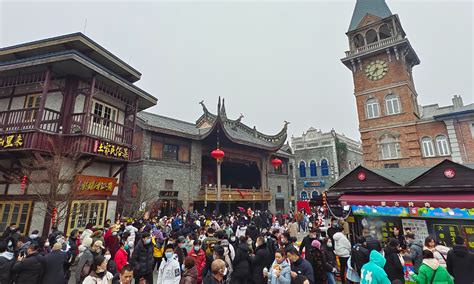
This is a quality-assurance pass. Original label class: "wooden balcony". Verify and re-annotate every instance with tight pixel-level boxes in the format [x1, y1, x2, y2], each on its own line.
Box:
[198, 185, 272, 202]
[0, 108, 133, 161]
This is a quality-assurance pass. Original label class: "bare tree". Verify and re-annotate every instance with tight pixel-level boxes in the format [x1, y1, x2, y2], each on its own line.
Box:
[122, 179, 161, 219]
[10, 137, 92, 233]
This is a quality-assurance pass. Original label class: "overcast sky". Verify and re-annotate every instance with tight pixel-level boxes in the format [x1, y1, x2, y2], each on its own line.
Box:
[1, 0, 473, 142]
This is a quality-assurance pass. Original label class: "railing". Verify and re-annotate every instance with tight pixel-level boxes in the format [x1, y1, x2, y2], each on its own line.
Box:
[0, 108, 60, 133]
[199, 185, 272, 201]
[345, 35, 403, 57]
[69, 113, 133, 145]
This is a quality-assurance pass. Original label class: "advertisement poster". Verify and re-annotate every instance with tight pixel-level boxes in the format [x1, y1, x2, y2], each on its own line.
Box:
[462, 226, 474, 249]
[434, 224, 460, 247]
[402, 219, 429, 241]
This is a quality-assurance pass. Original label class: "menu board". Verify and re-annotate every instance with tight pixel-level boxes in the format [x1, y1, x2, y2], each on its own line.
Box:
[381, 221, 397, 242]
[462, 225, 474, 249]
[361, 218, 400, 242]
[433, 224, 460, 247]
[402, 219, 429, 241]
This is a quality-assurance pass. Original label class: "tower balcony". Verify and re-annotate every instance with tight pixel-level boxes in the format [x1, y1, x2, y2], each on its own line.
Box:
[344, 34, 403, 58]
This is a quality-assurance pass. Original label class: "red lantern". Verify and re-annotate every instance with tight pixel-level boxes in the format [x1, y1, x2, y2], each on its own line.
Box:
[271, 158, 282, 169]
[20, 175, 27, 194]
[211, 148, 225, 161]
[51, 207, 57, 225]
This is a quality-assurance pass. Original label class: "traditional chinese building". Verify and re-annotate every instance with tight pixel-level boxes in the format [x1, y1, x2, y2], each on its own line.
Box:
[124, 99, 294, 215]
[0, 33, 157, 236]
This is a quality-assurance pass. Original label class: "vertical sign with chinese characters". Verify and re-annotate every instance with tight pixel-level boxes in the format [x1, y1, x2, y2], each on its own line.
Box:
[433, 224, 460, 247]
[462, 225, 474, 249]
[93, 140, 129, 160]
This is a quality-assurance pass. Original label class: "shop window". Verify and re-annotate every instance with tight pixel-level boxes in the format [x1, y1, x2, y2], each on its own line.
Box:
[163, 144, 178, 160]
[435, 135, 450, 156]
[24, 94, 41, 122]
[0, 201, 32, 235]
[277, 186, 282, 193]
[321, 159, 329, 176]
[165, 179, 174, 190]
[68, 200, 106, 235]
[310, 160, 317, 176]
[299, 161, 306, 177]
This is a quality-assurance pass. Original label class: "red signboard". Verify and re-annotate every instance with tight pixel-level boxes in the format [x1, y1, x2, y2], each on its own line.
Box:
[74, 175, 117, 196]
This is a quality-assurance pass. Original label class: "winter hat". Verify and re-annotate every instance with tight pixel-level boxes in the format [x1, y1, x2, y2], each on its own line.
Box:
[311, 240, 321, 250]
[82, 237, 93, 248]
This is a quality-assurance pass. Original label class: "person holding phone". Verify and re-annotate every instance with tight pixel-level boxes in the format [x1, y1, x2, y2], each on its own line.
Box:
[12, 244, 45, 284]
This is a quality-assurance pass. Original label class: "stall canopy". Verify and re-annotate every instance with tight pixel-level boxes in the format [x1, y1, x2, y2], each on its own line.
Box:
[340, 193, 474, 208]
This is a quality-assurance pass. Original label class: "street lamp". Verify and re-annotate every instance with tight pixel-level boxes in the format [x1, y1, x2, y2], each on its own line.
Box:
[211, 148, 224, 214]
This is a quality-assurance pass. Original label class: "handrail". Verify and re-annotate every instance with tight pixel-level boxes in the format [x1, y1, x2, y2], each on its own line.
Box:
[0, 107, 60, 133]
[345, 35, 403, 57]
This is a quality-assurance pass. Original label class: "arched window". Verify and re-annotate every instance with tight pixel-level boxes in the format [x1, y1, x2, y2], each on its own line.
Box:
[311, 191, 319, 199]
[385, 94, 401, 115]
[353, 34, 365, 48]
[421, 136, 435, 157]
[436, 135, 450, 156]
[379, 24, 391, 39]
[310, 160, 317, 176]
[321, 159, 329, 176]
[366, 29, 378, 44]
[380, 134, 401, 159]
[299, 161, 306, 177]
[300, 191, 308, 200]
[366, 98, 380, 118]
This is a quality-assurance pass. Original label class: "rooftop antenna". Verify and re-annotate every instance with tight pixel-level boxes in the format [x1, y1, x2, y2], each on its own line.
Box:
[83, 18, 88, 34]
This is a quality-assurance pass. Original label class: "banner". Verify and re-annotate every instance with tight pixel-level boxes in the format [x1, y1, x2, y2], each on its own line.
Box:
[352, 205, 409, 217]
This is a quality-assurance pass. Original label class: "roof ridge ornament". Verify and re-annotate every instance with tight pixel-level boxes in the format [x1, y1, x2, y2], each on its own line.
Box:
[199, 100, 209, 114]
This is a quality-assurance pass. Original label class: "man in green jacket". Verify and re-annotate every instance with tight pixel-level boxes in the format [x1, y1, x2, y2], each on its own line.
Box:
[410, 250, 454, 284]
[360, 250, 391, 284]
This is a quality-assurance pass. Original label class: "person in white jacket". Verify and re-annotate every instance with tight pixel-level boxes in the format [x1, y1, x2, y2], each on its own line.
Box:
[157, 244, 181, 284]
[333, 232, 351, 284]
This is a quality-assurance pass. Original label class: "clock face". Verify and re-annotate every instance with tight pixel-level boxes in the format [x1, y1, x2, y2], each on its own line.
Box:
[365, 60, 389, 80]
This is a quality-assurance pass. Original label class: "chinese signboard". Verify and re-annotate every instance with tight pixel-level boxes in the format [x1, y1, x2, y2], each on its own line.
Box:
[159, 191, 178, 198]
[402, 219, 429, 241]
[433, 223, 460, 247]
[462, 225, 474, 249]
[0, 134, 23, 148]
[74, 175, 117, 196]
[93, 140, 129, 160]
[304, 180, 326, 188]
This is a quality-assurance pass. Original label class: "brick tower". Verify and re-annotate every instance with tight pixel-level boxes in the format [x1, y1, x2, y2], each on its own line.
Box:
[341, 0, 456, 168]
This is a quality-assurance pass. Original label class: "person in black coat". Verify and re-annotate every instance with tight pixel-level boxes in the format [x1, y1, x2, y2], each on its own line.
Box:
[305, 240, 328, 284]
[42, 242, 68, 284]
[363, 229, 382, 252]
[251, 237, 271, 284]
[231, 237, 250, 284]
[286, 246, 314, 284]
[245, 223, 259, 243]
[383, 238, 404, 283]
[131, 232, 154, 284]
[299, 228, 318, 256]
[446, 236, 474, 284]
[0, 240, 14, 284]
[350, 236, 369, 275]
[12, 244, 45, 284]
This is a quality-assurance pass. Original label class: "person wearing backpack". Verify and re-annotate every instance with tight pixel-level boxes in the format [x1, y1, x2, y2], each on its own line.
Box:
[232, 236, 250, 284]
[409, 250, 454, 284]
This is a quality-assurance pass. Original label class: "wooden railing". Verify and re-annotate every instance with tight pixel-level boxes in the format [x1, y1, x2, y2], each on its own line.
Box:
[69, 113, 133, 145]
[0, 108, 60, 133]
[199, 185, 272, 201]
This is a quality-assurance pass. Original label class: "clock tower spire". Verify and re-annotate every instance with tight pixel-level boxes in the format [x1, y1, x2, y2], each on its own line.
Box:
[342, 0, 422, 168]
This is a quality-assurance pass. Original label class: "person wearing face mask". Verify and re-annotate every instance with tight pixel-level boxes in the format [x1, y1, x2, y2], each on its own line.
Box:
[180, 256, 198, 284]
[83, 255, 114, 284]
[299, 228, 319, 257]
[188, 240, 206, 283]
[115, 239, 129, 273]
[42, 242, 68, 284]
[321, 238, 337, 284]
[157, 244, 181, 284]
[203, 259, 227, 284]
[326, 218, 340, 245]
[27, 230, 41, 247]
[92, 240, 105, 258]
[131, 232, 154, 284]
[251, 236, 271, 284]
[105, 225, 121, 258]
[105, 249, 118, 277]
[75, 237, 94, 283]
[0, 240, 14, 284]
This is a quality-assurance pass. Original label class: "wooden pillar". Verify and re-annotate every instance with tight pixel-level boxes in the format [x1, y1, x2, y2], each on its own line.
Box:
[83, 76, 95, 132]
[61, 77, 79, 134]
[34, 69, 51, 129]
[130, 97, 139, 146]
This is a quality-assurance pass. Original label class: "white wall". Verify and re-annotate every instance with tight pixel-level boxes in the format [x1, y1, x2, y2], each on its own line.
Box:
[107, 201, 117, 222]
[81, 162, 110, 176]
[30, 202, 47, 234]
[45, 91, 63, 112]
[10, 96, 25, 110]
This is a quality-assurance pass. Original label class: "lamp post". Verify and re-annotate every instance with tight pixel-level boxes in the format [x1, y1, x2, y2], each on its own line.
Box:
[211, 148, 224, 214]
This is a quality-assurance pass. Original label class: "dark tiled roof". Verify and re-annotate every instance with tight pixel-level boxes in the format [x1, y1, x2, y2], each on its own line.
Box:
[137, 111, 207, 137]
[371, 167, 430, 186]
[348, 0, 392, 32]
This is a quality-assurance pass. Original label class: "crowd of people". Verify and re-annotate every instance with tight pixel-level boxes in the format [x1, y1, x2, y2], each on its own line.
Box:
[0, 208, 473, 284]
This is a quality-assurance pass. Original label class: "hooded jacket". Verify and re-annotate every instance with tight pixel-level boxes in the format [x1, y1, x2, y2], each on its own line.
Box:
[411, 258, 453, 284]
[382, 246, 404, 283]
[0, 251, 14, 284]
[131, 240, 154, 276]
[360, 250, 391, 284]
[409, 239, 424, 273]
[351, 243, 370, 275]
[333, 232, 351, 258]
[252, 243, 271, 284]
[232, 242, 250, 277]
[268, 259, 291, 284]
[446, 244, 474, 284]
[12, 251, 45, 284]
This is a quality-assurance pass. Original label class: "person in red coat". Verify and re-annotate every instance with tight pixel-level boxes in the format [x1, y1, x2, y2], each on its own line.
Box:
[115, 240, 129, 273]
[188, 240, 206, 283]
[105, 226, 121, 258]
